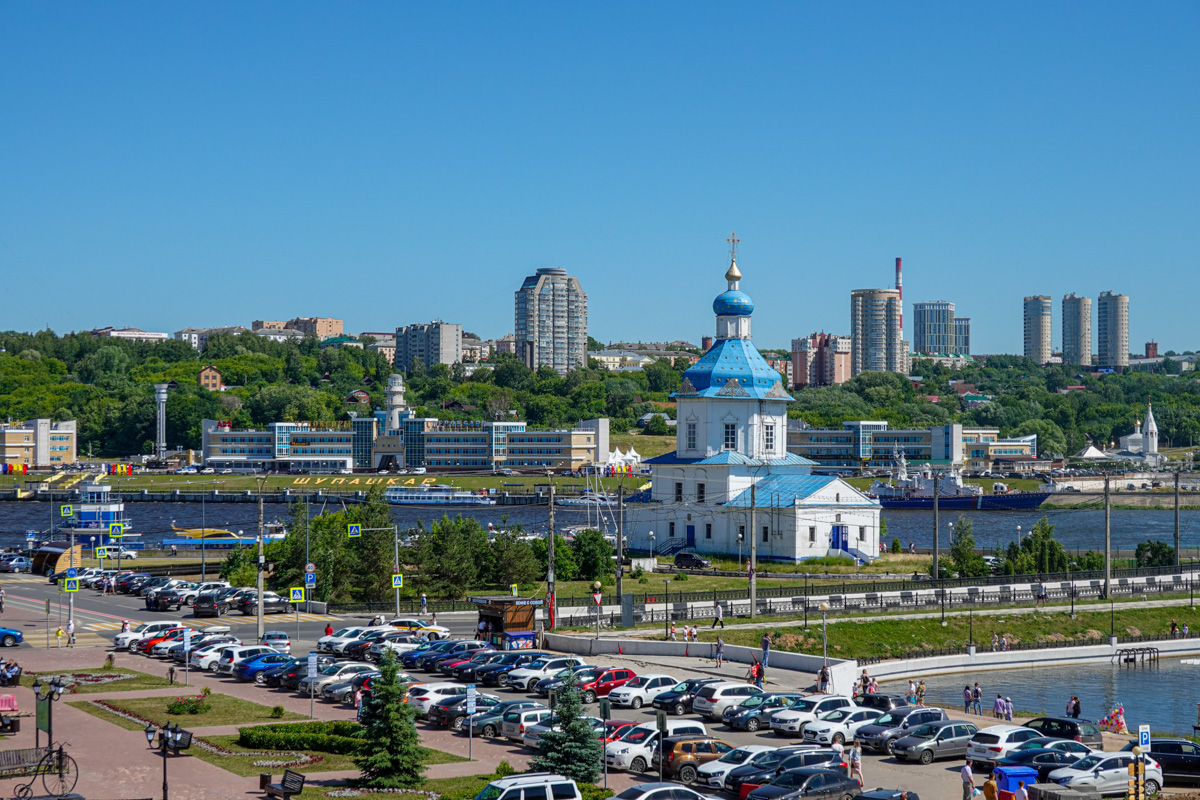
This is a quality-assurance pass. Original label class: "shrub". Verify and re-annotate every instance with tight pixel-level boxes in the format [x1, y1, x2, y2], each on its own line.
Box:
[637, 576, 648, 584]
[629, 565, 644, 579]
[167, 694, 212, 715]
[238, 720, 362, 754]
[672, 572, 689, 582]
[102, 654, 115, 670]
[891, 537, 901, 555]
[270, 705, 285, 719]
[200, 685, 212, 697]
[495, 760, 516, 778]
[581, 787, 614, 800]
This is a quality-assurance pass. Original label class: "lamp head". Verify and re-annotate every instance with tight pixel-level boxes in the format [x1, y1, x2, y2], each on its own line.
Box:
[31, 677, 42, 698]
[144, 722, 156, 744]
[819, 602, 830, 611]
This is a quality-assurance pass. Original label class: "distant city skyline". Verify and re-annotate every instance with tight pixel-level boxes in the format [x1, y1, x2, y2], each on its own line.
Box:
[2, 4, 1197, 353]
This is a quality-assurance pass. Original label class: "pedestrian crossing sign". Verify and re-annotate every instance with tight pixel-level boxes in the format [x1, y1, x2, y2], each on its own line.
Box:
[63, 579, 79, 592]
[510, 584, 518, 596]
[347, 524, 361, 538]
[60, 505, 73, 517]
[392, 574, 403, 588]
[290, 587, 305, 603]
[109, 523, 123, 537]
[96, 547, 109, 559]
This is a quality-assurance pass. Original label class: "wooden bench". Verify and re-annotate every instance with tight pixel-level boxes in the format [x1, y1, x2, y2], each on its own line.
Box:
[264, 768, 305, 800]
[0, 747, 49, 778]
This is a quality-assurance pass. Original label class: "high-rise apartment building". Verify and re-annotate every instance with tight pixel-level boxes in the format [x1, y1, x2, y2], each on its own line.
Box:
[1023, 296, 1053, 365]
[395, 321, 463, 373]
[912, 301, 957, 354]
[1061, 293, 1093, 366]
[1097, 291, 1130, 370]
[850, 288, 905, 376]
[514, 267, 588, 375]
[954, 317, 971, 355]
[791, 333, 852, 389]
[253, 317, 343, 339]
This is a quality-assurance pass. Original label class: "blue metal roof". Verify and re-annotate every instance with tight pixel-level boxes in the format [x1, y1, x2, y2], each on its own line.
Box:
[725, 475, 876, 507]
[713, 290, 754, 317]
[672, 338, 794, 401]
[644, 451, 816, 466]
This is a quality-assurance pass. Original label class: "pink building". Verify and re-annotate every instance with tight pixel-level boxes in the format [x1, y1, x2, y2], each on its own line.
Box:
[790, 333, 851, 389]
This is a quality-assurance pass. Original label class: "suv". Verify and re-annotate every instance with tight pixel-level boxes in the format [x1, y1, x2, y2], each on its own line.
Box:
[475, 652, 545, 686]
[724, 693, 807, 732]
[1048, 753, 1163, 796]
[653, 735, 734, 784]
[891, 721, 979, 764]
[674, 552, 712, 570]
[1024, 716, 1104, 748]
[193, 594, 228, 617]
[577, 667, 636, 704]
[114, 621, 178, 650]
[692, 682, 761, 720]
[605, 720, 708, 774]
[858, 706, 949, 753]
[966, 725, 1044, 771]
[1121, 738, 1200, 785]
[654, 678, 722, 716]
[470, 774, 580, 800]
[609, 674, 678, 709]
[237, 592, 292, 615]
[856, 694, 908, 713]
[501, 706, 553, 743]
[505, 656, 587, 692]
[767, 695, 856, 736]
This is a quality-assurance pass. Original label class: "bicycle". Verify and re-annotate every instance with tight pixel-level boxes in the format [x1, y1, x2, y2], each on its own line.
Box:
[14, 741, 77, 799]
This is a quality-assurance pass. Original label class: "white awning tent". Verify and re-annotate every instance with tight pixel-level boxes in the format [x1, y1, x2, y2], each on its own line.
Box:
[1074, 445, 1110, 460]
[606, 447, 641, 466]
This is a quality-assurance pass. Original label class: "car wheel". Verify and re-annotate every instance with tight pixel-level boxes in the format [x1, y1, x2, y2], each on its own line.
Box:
[745, 718, 760, 732]
[631, 697, 643, 709]
[630, 757, 647, 774]
[255, 674, 266, 684]
[583, 690, 596, 704]
[452, 715, 465, 731]
[1144, 779, 1160, 795]
[483, 724, 498, 738]
[833, 732, 845, 745]
[679, 765, 697, 784]
[527, 679, 539, 692]
[1, 635, 15, 647]
[674, 703, 686, 716]
[919, 749, 934, 765]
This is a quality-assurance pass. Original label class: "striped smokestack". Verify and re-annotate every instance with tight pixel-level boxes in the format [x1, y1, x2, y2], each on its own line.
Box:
[895, 257, 903, 330]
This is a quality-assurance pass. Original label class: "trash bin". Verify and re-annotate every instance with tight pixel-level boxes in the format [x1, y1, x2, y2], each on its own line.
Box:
[259, 773, 272, 790]
[994, 765, 1039, 798]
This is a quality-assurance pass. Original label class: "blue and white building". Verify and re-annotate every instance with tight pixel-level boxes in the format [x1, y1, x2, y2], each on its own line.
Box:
[628, 257, 881, 563]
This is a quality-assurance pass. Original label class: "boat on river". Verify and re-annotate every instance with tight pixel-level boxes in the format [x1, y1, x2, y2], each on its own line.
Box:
[868, 452, 1051, 510]
[384, 484, 496, 506]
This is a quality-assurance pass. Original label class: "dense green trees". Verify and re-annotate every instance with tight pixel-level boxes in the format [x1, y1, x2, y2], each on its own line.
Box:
[528, 672, 601, 783]
[948, 517, 988, 577]
[355, 650, 427, 787]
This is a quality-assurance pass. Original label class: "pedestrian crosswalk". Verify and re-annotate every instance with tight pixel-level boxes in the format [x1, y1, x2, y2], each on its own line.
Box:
[26, 632, 111, 650]
[83, 611, 340, 632]
[0, 577, 51, 585]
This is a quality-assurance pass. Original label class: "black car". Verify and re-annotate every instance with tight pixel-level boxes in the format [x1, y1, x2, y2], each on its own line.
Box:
[745, 768, 860, 800]
[400, 641, 454, 670]
[476, 652, 545, 686]
[994, 749, 1084, 781]
[439, 650, 500, 678]
[136, 577, 172, 597]
[1121, 738, 1200, 785]
[674, 552, 712, 569]
[428, 694, 501, 730]
[856, 694, 909, 713]
[653, 678, 722, 716]
[536, 665, 603, 697]
[453, 652, 507, 682]
[193, 594, 228, 617]
[342, 630, 389, 661]
[854, 792, 921, 800]
[117, 573, 151, 593]
[279, 655, 336, 689]
[725, 748, 812, 794]
[1023, 716, 1104, 748]
[238, 593, 292, 615]
[258, 658, 300, 687]
[152, 589, 190, 611]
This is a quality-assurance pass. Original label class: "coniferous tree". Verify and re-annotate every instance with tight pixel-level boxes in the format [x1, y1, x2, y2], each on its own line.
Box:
[355, 649, 426, 788]
[529, 672, 601, 783]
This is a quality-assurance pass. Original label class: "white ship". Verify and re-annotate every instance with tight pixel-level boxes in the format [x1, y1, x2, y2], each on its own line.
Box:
[384, 484, 496, 506]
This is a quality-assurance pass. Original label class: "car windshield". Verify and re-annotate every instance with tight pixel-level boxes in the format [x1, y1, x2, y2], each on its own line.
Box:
[1073, 756, 1103, 771]
[793, 699, 819, 712]
[331, 628, 351, 637]
[625, 677, 648, 688]
[719, 748, 758, 764]
[473, 786, 503, 800]
[908, 725, 936, 739]
[622, 728, 653, 744]
[132, 624, 150, 633]
[875, 711, 903, 726]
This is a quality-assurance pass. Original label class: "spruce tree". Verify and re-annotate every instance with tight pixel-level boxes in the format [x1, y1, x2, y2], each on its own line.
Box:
[355, 649, 427, 788]
[529, 672, 601, 783]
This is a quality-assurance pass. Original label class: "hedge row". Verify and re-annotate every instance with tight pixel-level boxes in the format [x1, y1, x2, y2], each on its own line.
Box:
[238, 720, 362, 754]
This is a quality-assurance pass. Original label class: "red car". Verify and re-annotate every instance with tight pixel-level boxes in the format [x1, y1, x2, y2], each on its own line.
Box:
[137, 627, 186, 654]
[602, 720, 638, 743]
[577, 667, 636, 704]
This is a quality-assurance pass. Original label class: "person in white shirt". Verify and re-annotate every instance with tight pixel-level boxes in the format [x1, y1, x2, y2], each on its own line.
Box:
[1015, 780, 1028, 800]
[961, 763, 975, 800]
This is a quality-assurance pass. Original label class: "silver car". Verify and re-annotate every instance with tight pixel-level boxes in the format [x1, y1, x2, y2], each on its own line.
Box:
[890, 721, 979, 764]
[1048, 752, 1164, 796]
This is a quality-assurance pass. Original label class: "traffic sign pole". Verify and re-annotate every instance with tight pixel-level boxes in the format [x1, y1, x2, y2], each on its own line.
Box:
[466, 684, 476, 761]
[307, 652, 318, 719]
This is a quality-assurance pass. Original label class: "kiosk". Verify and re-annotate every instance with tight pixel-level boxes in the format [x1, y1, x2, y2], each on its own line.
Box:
[469, 595, 543, 650]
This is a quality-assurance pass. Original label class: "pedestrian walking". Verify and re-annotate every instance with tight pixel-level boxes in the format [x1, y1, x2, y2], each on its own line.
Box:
[1001, 634, 1010, 651]
[121, 619, 130, 634]
[960, 763, 975, 800]
[916, 680, 927, 705]
[746, 659, 762, 689]
[420, 593, 428, 615]
[324, 623, 334, 637]
[907, 679, 916, 703]
[983, 771, 999, 800]
[712, 600, 725, 628]
[690, 624, 698, 642]
[972, 683, 983, 715]
[1065, 696, 1075, 717]
[0, 586, 6, 614]
[909, 541, 916, 554]
[993, 694, 1005, 718]
[430, 612, 437, 626]
[1014, 780, 1029, 800]
[1004, 697, 1014, 721]
[714, 636, 724, 667]
[991, 632, 998, 651]
[963, 686, 973, 713]
[860, 670, 871, 696]
[818, 665, 830, 693]
[1184, 623, 1191, 637]
[1037, 580, 1047, 607]
[670, 621, 678, 641]
[55, 627, 63, 648]
[477, 619, 488, 640]
[761, 632, 771, 668]
[171, 544, 177, 558]
[868, 677, 878, 694]
[848, 741, 864, 786]
[67, 618, 75, 647]
[830, 739, 845, 773]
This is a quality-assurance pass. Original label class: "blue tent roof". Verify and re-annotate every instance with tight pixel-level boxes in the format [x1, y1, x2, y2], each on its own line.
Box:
[672, 338, 794, 401]
[724, 475, 878, 507]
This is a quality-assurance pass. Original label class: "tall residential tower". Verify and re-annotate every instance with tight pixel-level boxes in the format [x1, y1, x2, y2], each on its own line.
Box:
[514, 267, 588, 375]
[850, 287, 905, 376]
[1023, 295, 1052, 365]
[1097, 291, 1129, 370]
[1061, 293, 1093, 366]
[912, 301, 956, 354]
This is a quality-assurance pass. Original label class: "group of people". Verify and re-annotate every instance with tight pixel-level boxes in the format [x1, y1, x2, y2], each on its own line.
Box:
[1064, 695, 1083, 718]
[990, 632, 1011, 651]
[963, 765, 1028, 800]
[1169, 619, 1190, 638]
[668, 621, 701, 642]
[858, 670, 880, 696]
[0, 659, 21, 686]
[962, 683, 984, 714]
[904, 679, 927, 705]
[54, 619, 77, 647]
[992, 693, 1015, 721]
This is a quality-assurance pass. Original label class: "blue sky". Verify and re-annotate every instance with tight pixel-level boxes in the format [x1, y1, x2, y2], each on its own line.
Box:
[2, 3, 1197, 354]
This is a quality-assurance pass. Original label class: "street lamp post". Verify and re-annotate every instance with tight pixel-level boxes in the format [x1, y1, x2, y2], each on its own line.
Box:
[1016, 525, 1022, 547]
[90, 536, 96, 565]
[648, 531, 655, 561]
[31, 676, 66, 748]
[593, 580, 602, 639]
[663, 579, 670, 640]
[145, 722, 193, 800]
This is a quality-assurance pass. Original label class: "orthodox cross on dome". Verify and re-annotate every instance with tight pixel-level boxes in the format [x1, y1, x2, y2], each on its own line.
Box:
[726, 230, 740, 260]
[725, 231, 742, 285]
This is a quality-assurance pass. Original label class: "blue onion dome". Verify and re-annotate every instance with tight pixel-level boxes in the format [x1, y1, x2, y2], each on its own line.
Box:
[713, 289, 754, 316]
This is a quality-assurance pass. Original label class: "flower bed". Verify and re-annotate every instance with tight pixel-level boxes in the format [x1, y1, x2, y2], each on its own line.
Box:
[39, 672, 136, 692]
[238, 720, 362, 754]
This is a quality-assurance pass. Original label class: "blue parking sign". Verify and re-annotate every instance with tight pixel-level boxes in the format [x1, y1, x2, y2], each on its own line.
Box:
[304, 572, 316, 585]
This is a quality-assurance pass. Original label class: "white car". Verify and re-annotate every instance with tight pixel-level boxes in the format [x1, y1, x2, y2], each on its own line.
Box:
[696, 745, 777, 789]
[318, 626, 370, 654]
[768, 695, 856, 736]
[608, 674, 677, 709]
[368, 634, 423, 661]
[604, 720, 708, 773]
[386, 617, 451, 640]
[1048, 753, 1163, 796]
[190, 642, 236, 671]
[802, 707, 883, 745]
[178, 581, 231, 606]
[966, 725, 1045, 771]
[113, 621, 178, 650]
[211, 645, 276, 674]
[505, 656, 587, 692]
[692, 682, 761, 720]
[297, 662, 377, 695]
[407, 682, 469, 717]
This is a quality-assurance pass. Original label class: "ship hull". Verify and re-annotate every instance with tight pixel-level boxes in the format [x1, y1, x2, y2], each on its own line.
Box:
[876, 492, 1051, 510]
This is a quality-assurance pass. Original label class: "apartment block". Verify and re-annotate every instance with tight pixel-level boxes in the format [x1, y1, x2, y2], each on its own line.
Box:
[1097, 291, 1130, 370]
[395, 321, 463, 373]
[515, 267, 588, 375]
[253, 317, 344, 339]
[954, 317, 971, 355]
[912, 301, 956, 354]
[1061, 293, 1093, 366]
[790, 333, 851, 388]
[849, 288, 904, 376]
[1023, 295, 1053, 365]
[0, 419, 77, 468]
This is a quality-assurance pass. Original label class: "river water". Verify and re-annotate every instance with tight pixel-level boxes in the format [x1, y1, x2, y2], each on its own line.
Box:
[880, 657, 1199, 736]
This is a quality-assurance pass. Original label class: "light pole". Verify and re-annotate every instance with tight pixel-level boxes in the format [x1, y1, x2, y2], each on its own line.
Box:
[145, 722, 193, 800]
[819, 601, 829, 670]
[649, 530, 655, 561]
[593, 580, 602, 639]
[31, 676, 66, 747]
[1016, 525, 1022, 548]
[663, 579, 670, 640]
[90, 536, 96, 565]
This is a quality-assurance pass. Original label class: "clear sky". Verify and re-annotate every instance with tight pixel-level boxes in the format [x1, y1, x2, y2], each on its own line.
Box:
[2, 3, 1197, 354]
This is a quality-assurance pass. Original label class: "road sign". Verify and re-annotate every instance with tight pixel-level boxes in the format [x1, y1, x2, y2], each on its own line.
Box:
[656, 709, 668, 733]
[109, 523, 123, 536]
[25, 531, 35, 538]
[599, 698, 611, 721]
[63, 578, 79, 593]
[304, 562, 316, 574]
[290, 587, 305, 603]
[304, 572, 316, 585]
[392, 574, 403, 589]
[466, 684, 477, 714]
[510, 584, 518, 597]
[592, 592, 603, 606]
[183, 629, 194, 650]
[96, 547, 109, 559]
[66, 568, 77, 579]
[60, 505, 73, 517]
[1139, 724, 1151, 747]
[347, 524, 361, 538]
[307, 652, 318, 678]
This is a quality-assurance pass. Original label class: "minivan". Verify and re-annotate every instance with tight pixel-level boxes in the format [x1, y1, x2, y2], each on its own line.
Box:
[692, 682, 760, 720]
[604, 720, 708, 773]
[1023, 716, 1104, 749]
[501, 707, 553, 743]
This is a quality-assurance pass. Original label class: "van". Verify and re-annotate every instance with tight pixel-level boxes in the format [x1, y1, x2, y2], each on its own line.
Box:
[472, 773, 580, 800]
[604, 720, 708, 773]
[501, 707, 553, 743]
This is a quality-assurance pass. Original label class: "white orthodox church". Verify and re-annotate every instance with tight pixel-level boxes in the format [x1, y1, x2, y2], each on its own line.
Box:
[1110, 402, 1164, 466]
[627, 255, 882, 564]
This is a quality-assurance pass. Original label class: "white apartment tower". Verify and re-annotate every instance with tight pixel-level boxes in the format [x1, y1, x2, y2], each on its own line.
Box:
[395, 321, 463, 373]
[1097, 291, 1130, 370]
[850, 288, 905, 376]
[1061, 293, 1093, 366]
[514, 267, 588, 375]
[1023, 295, 1053, 365]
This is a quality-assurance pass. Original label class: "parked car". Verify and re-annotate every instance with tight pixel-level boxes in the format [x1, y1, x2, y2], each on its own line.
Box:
[1023, 716, 1104, 748]
[768, 695, 856, 737]
[653, 678, 722, 716]
[466, 700, 544, 738]
[260, 631, 292, 654]
[1, 557, 33, 573]
[696, 745, 778, 791]
[653, 735, 734, 783]
[367, 632, 424, 663]
[193, 594, 229, 617]
[855, 694, 909, 713]
[113, 621, 177, 650]
[407, 682, 469, 718]
[890, 721, 980, 764]
[605, 721, 709, 774]
[1121, 738, 1200, 786]
[116, 573, 151, 593]
[231, 653, 294, 682]
[575, 667, 636, 704]
[320, 627, 372, 655]
[802, 707, 883, 745]
[151, 588, 193, 611]
[966, 724, 1046, 771]
[744, 768, 860, 800]
[504, 656, 588, 692]
[476, 652, 546, 686]
[297, 662, 377, 695]
[437, 649, 500, 678]
[451, 651, 510, 681]
[1048, 752, 1163, 795]
[398, 639, 455, 669]
[275, 655, 337, 689]
[428, 693, 501, 730]
[418, 641, 491, 671]
[994, 748, 1087, 780]
[1012, 737, 1095, 757]
[692, 682, 762, 721]
[609, 674, 678, 709]
[216, 645, 279, 674]
[858, 707, 949, 754]
[237, 592, 292, 615]
[522, 714, 605, 750]
[723, 747, 818, 796]
[177, 581, 231, 606]
[613, 783, 712, 800]
[501, 706, 554, 743]
[471, 774, 580, 800]
[323, 670, 383, 702]
[674, 552, 712, 570]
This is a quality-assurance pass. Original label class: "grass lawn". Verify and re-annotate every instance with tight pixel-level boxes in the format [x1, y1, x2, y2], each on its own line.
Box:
[24, 666, 171, 694]
[292, 772, 535, 800]
[190, 734, 466, 776]
[609, 431, 676, 459]
[69, 692, 304, 730]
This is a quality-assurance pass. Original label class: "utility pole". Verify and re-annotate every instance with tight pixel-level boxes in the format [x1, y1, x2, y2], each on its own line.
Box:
[1175, 469, 1181, 567]
[200, 486, 207, 582]
[932, 474, 940, 582]
[256, 483, 265, 641]
[547, 480, 556, 631]
[1104, 474, 1111, 598]
[615, 485, 624, 599]
[749, 483, 757, 619]
[304, 496, 310, 613]
[393, 525, 401, 618]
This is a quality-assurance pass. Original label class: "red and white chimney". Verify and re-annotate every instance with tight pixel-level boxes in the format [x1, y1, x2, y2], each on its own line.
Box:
[895, 257, 903, 330]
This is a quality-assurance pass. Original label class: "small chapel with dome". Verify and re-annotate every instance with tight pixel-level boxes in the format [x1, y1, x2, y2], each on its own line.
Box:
[628, 248, 882, 564]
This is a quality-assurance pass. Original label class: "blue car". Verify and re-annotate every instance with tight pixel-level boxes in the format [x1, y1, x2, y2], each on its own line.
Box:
[0, 627, 23, 647]
[231, 653, 294, 682]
